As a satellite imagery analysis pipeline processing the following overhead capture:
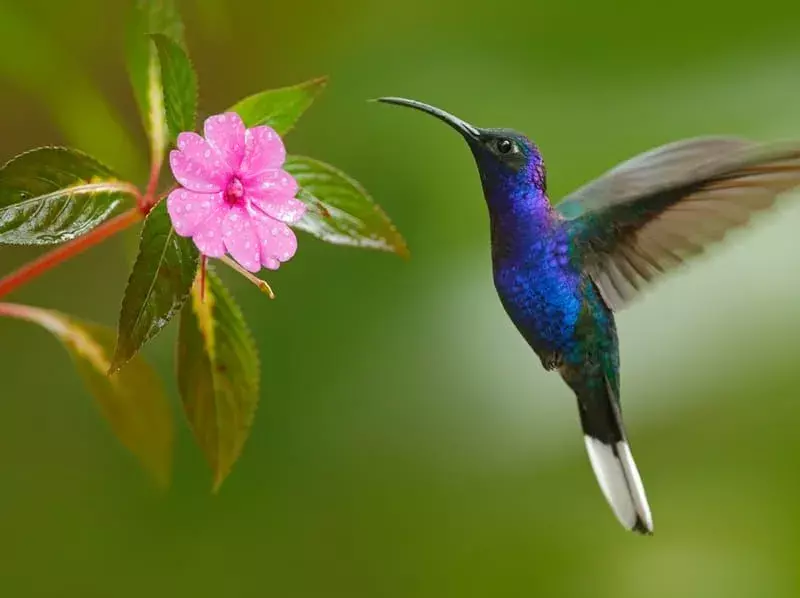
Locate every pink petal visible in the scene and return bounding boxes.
[167,188,224,237]
[245,170,304,224]
[204,113,246,172]
[192,210,227,258]
[239,126,286,177]
[222,205,261,273]
[251,210,299,270]
[253,196,306,225]
[170,133,231,193]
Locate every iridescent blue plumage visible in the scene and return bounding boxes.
[478,133,583,362]
[377,96,800,535]
[477,135,634,523]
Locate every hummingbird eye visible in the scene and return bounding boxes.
[496,138,514,154]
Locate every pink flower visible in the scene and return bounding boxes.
[167,112,305,273]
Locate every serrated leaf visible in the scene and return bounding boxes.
[284,155,409,257]
[0,303,173,486]
[0,147,138,245]
[126,0,186,173]
[177,270,260,492]
[151,33,197,144]
[229,77,328,135]
[112,201,199,372]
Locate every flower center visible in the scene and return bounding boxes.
[224,177,245,205]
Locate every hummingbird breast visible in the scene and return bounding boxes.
[492,230,585,359]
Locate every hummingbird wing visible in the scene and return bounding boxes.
[556,137,800,310]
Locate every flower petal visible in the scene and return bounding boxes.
[251,210,299,270]
[222,205,261,273]
[167,188,224,237]
[245,170,304,224]
[239,126,286,177]
[170,133,231,193]
[192,210,227,258]
[204,112,246,172]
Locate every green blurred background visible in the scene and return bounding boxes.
[2,0,800,596]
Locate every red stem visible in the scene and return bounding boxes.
[0,207,143,300]
[142,161,160,211]
[199,255,207,302]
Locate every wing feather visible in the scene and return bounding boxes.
[559,138,800,310]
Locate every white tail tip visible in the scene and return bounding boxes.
[584,436,653,534]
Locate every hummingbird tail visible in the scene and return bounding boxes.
[583,435,653,534]
[577,378,653,535]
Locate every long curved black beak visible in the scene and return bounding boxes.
[375,97,482,143]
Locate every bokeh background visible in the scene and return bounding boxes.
[1,0,800,596]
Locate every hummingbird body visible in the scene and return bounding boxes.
[484,141,582,367]
[482,135,650,532]
[377,97,800,534]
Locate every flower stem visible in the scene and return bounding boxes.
[220,255,275,299]
[199,256,207,302]
[0,207,143,300]
[140,157,164,212]
[0,302,38,320]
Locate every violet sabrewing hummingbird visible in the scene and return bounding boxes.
[377,96,800,534]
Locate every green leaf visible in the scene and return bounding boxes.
[126,0,186,172]
[0,147,138,246]
[0,303,173,487]
[229,77,328,135]
[151,33,198,144]
[112,201,199,373]
[177,270,260,492]
[284,155,409,257]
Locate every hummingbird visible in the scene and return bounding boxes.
[377,96,800,534]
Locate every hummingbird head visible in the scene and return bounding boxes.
[376,97,547,207]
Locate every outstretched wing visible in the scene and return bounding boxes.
[557,137,800,310]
